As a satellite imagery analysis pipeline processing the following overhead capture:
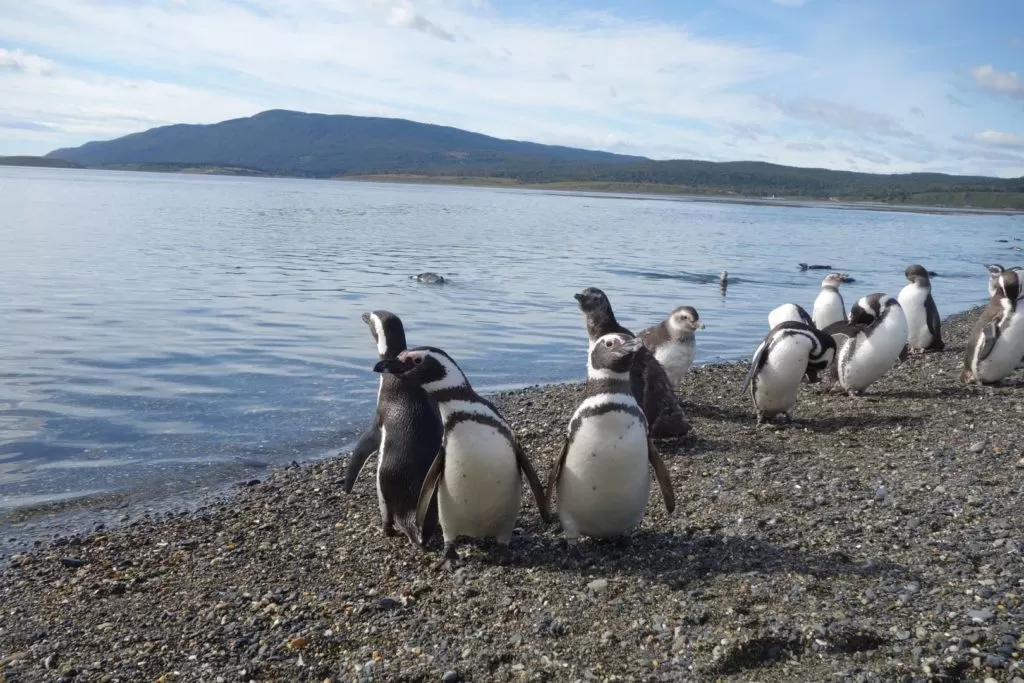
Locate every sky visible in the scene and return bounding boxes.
[1,0,1023,177]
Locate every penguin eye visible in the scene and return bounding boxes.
[604,339,614,348]
[413,356,424,365]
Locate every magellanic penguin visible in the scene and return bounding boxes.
[898,264,944,353]
[343,311,443,548]
[986,264,1023,298]
[822,293,908,397]
[812,273,848,330]
[961,270,1024,385]
[741,321,836,426]
[638,305,704,387]
[573,287,691,439]
[767,303,831,382]
[373,346,550,570]
[546,333,675,560]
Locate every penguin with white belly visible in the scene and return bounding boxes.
[823,293,908,397]
[898,264,944,353]
[638,305,704,387]
[343,311,442,548]
[742,321,836,426]
[961,270,1024,385]
[546,332,675,561]
[812,273,849,330]
[767,303,832,382]
[373,346,550,570]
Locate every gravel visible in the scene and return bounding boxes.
[3,306,1024,682]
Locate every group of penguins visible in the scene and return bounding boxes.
[342,262,1024,569]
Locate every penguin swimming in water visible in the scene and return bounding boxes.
[373,346,550,570]
[742,321,836,426]
[798,263,833,271]
[812,273,848,330]
[546,332,675,561]
[638,305,704,387]
[823,293,908,397]
[343,311,442,548]
[574,287,691,439]
[961,270,1024,385]
[898,264,944,353]
[412,272,446,285]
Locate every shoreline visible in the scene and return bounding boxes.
[5,163,1022,216]
[5,303,1024,681]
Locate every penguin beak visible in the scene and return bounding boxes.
[361,312,372,326]
[698,322,706,330]
[373,358,410,374]
[620,337,643,353]
[573,292,585,303]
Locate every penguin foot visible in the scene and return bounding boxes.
[382,522,398,538]
[432,544,461,572]
[491,543,514,566]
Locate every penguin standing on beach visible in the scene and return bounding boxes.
[343,311,442,548]
[546,333,675,560]
[898,264,944,353]
[638,305,704,387]
[962,270,1024,385]
[823,293,908,397]
[373,346,550,570]
[573,287,691,439]
[741,321,836,426]
[812,273,849,330]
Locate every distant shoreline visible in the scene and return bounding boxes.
[4,160,1022,216]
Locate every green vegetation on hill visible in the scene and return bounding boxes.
[39,109,1024,210]
[0,155,81,169]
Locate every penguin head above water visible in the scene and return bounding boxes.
[667,305,705,337]
[574,287,611,315]
[362,310,408,359]
[587,333,643,378]
[373,345,468,392]
[904,264,931,286]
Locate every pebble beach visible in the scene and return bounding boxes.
[3,305,1024,683]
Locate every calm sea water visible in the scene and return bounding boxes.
[1,167,1021,543]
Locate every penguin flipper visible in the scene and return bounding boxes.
[514,442,552,524]
[343,419,382,493]
[925,294,944,350]
[740,337,770,396]
[647,436,676,514]
[977,321,1001,363]
[415,442,447,531]
[544,439,570,514]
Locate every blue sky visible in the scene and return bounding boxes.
[1,0,1022,176]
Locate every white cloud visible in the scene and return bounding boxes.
[969,130,1024,149]
[971,64,1024,99]
[0,0,1019,177]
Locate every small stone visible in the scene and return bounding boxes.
[970,441,987,454]
[587,578,609,593]
[59,557,85,568]
[874,486,887,502]
[986,654,1007,668]
[178,539,198,550]
[375,597,401,611]
[897,630,911,641]
[442,671,461,683]
[968,609,995,624]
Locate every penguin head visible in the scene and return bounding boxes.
[985,263,1005,277]
[821,273,846,288]
[904,264,931,285]
[588,333,643,376]
[667,305,704,336]
[996,270,1021,301]
[362,310,407,359]
[850,293,885,325]
[574,287,611,314]
[373,346,466,391]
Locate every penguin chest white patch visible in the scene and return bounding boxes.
[558,402,651,539]
[437,419,522,542]
[655,341,695,385]
[813,292,845,329]
[898,284,931,347]
[977,311,1024,382]
[754,337,810,415]
[841,310,908,391]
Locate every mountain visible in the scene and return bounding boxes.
[46,109,645,177]
[45,109,1024,209]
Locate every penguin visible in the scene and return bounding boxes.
[545,333,675,560]
[961,270,1024,385]
[823,293,908,397]
[812,273,849,330]
[798,263,833,271]
[897,264,944,353]
[637,305,704,386]
[573,287,691,439]
[741,321,836,426]
[768,303,813,329]
[412,272,446,284]
[718,270,729,297]
[343,311,442,548]
[373,346,550,570]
